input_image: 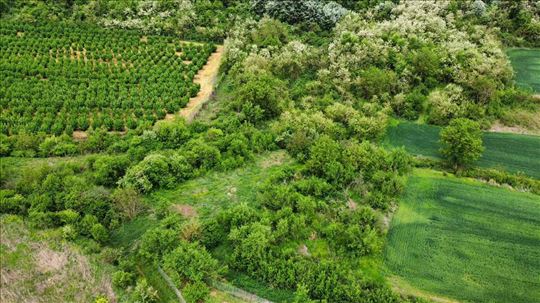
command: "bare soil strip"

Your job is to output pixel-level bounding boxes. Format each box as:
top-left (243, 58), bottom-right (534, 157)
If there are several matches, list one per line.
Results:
top-left (166, 45), bottom-right (223, 122)
top-left (488, 120), bottom-right (540, 136)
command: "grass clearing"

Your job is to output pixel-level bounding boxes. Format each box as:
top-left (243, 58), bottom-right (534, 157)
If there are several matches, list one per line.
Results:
top-left (386, 121), bottom-right (540, 178)
top-left (507, 48), bottom-right (540, 93)
top-left (384, 169), bottom-right (540, 303)
top-left (109, 151), bottom-right (293, 302)
top-left (0, 215), bottom-right (116, 303)
top-left (147, 150), bottom-right (292, 216)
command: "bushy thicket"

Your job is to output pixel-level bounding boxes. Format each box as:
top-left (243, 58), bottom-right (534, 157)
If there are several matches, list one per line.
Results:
top-left (325, 1), bottom-right (517, 125)
top-left (1, 0), bottom-right (253, 42)
top-left (200, 138), bottom-right (411, 302)
top-left (252, 0), bottom-right (348, 30)
top-left (0, 162), bottom-right (118, 245)
top-left (461, 0), bottom-right (540, 47)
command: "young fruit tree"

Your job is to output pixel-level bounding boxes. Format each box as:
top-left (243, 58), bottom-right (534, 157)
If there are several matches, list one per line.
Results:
top-left (439, 118), bottom-right (484, 173)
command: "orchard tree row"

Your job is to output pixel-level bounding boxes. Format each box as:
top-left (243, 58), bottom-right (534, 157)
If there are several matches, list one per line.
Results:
top-left (0, 21), bottom-right (215, 135)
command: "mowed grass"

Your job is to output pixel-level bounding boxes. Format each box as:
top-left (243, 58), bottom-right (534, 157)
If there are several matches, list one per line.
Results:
top-left (384, 169), bottom-right (540, 303)
top-left (386, 121), bottom-right (540, 178)
top-left (507, 48), bottom-right (540, 93)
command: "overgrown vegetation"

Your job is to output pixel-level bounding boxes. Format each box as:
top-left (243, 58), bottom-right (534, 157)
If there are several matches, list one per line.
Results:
top-left (1, 1), bottom-right (539, 303)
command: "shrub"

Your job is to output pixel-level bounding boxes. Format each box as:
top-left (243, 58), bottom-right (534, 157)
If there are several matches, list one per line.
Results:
top-left (62, 224), bottom-right (77, 240)
top-left (90, 155), bottom-right (131, 187)
top-left (305, 135), bottom-right (352, 185)
top-left (427, 84), bottom-right (467, 125)
top-left (0, 190), bottom-right (26, 214)
top-left (183, 281), bottom-right (210, 303)
top-left (161, 241), bottom-right (220, 284)
top-left (112, 270), bottom-right (135, 288)
top-left (131, 279), bottom-right (159, 303)
top-left (111, 188), bottom-right (144, 220)
top-left (91, 223), bottom-right (109, 243)
top-left (120, 154), bottom-right (176, 192)
top-left (233, 71), bottom-right (288, 122)
top-left (439, 118), bottom-right (484, 172)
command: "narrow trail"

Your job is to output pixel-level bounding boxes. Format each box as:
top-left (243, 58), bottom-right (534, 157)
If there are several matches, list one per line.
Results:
top-left (166, 45), bottom-right (224, 122)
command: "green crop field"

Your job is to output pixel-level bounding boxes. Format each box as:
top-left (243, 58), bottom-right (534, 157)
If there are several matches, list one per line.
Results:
top-left (507, 48), bottom-right (540, 93)
top-left (386, 121), bottom-right (540, 178)
top-left (0, 21), bottom-right (215, 135)
top-left (384, 169), bottom-right (540, 303)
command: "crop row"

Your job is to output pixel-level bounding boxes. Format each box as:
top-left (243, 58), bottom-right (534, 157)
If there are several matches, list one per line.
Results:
top-left (0, 21), bottom-right (215, 135)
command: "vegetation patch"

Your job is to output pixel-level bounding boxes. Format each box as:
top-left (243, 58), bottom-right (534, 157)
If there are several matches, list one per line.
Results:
top-left (147, 151), bottom-right (293, 216)
top-left (386, 121), bottom-right (540, 178)
top-left (384, 169), bottom-right (540, 303)
top-left (507, 48), bottom-right (540, 93)
top-left (0, 22), bottom-right (215, 135)
top-left (0, 215), bottom-right (115, 303)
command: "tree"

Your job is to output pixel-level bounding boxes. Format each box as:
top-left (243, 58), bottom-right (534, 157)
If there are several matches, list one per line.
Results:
top-left (439, 118), bottom-right (484, 172)
top-left (233, 71), bottom-right (288, 122)
top-left (111, 188), bottom-right (144, 220)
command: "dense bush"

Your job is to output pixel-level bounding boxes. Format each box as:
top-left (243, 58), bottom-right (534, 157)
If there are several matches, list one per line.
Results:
top-left (0, 161), bottom-right (119, 243)
top-left (252, 0), bottom-right (348, 30)
top-left (439, 118), bottom-right (484, 172)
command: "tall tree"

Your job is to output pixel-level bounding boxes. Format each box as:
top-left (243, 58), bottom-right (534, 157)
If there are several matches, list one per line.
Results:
top-left (439, 118), bottom-right (484, 172)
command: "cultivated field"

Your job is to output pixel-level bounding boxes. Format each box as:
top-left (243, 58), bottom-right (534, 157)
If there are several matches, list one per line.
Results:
top-left (0, 21), bottom-right (215, 135)
top-left (386, 121), bottom-right (540, 178)
top-left (507, 48), bottom-right (540, 93)
top-left (384, 169), bottom-right (540, 303)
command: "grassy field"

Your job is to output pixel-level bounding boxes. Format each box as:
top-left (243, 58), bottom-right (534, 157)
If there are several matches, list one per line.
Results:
top-left (0, 215), bottom-right (117, 303)
top-left (507, 48), bottom-right (540, 93)
top-left (386, 121), bottom-right (540, 178)
top-left (147, 150), bottom-right (292, 216)
top-left (384, 169), bottom-right (540, 303)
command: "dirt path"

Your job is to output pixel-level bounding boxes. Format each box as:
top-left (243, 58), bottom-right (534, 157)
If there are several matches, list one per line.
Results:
top-left (166, 45), bottom-right (224, 122)
top-left (488, 120), bottom-right (539, 136)
top-left (71, 45), bottom-right (222, 140)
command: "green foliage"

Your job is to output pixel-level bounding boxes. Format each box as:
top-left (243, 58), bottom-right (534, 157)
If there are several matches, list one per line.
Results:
top-left (385, 170), bottom-right (540, 303)
top-left (305, 135), bottom-right (352, 185)
top-left (386, 121), bottom-right (540, 178)
top-left (139, 227), bottom-right (178, 262)
top-left (131, 278), bottom-right (159, 303)
top-left (91, 223), bottom-right (109, 243)
top-left (232, 71), bottom-right (288, 122)
top-left (89, 155), bottom-right (131, 187)
top-left (0, 21), bottom-right (214, 136)
top-left (250, 17), bottom-right (290, 47)
top-left (354, 67), bottom-right (397, 99)
top-left (120, 154), bottom-right (177, 192)
top-left (161, 240), bottom-right (220, 284)
top-left (292, 284), bottom-right (315, 303)
top-left (111, 188), bottom-right (144, 221)
top-left (439, 118), bottom-right (484, 172)
top-left (182, 281), bottom-right (211, 303)
top-left (112, 270), bottom-right (135, 288)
